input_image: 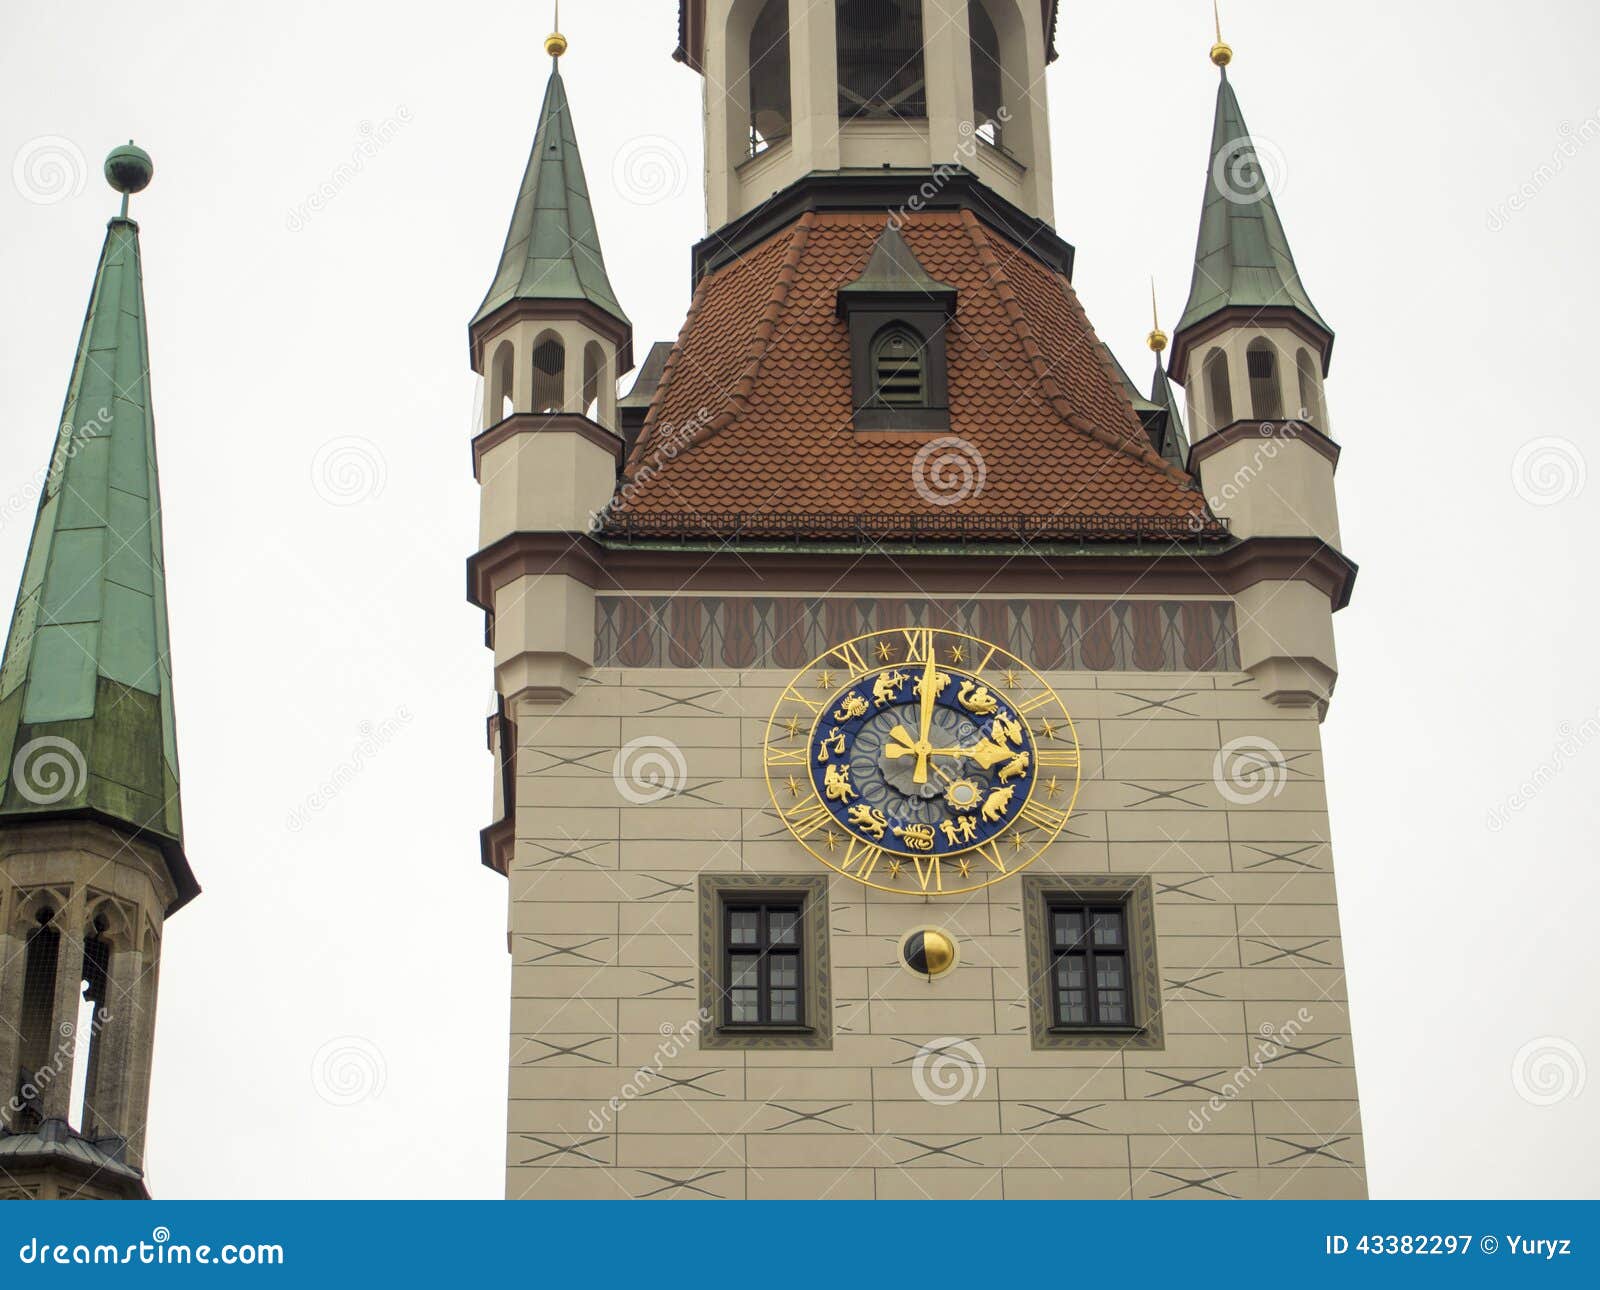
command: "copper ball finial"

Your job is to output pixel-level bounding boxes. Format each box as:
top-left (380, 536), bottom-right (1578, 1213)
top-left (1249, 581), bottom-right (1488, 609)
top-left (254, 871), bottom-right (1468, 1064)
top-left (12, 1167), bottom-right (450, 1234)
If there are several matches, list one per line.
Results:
top-left (105, 140), bottom-right (153, 195)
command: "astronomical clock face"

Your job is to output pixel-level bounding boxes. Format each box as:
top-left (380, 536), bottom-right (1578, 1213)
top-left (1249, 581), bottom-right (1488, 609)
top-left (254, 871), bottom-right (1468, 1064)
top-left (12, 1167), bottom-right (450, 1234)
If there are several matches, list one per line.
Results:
top-left (764, 629), bottom-right (1081, 895)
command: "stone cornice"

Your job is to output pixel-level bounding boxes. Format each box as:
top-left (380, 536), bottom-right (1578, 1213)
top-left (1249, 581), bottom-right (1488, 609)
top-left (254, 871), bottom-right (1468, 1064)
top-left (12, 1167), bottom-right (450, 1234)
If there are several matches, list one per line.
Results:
top-left (468, 298), bottom-right (634, 375)
top-left (1189, 419), bottom-right (1342, 473)
top-left (467, 531), bottom-right (1357, 616)
top-left (472, 413), bottom-right (625, 481)
top-left (1168, 305), bottom-right (1335, 385)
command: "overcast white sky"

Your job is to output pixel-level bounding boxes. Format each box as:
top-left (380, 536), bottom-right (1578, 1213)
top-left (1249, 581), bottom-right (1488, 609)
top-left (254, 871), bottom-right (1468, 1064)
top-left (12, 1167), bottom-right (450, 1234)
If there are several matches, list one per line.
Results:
top-left (0, 0), bottom-right (1595, 1199)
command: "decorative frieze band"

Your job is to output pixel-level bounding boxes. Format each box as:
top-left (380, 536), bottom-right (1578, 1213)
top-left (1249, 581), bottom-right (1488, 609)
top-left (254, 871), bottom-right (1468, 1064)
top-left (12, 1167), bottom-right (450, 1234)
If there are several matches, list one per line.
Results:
top-left (594, 596), bottom-right (1239, 672)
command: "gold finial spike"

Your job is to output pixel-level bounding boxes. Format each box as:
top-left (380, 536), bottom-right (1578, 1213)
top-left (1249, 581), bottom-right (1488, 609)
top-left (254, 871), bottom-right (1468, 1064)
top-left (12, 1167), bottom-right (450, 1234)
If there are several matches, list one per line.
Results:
top-left (545, 0), bottom-right (567, 58)
top-left (1147, 279), bottom-right (1168, 354)
top-left (1210, 0), bottom-right (1233, 67)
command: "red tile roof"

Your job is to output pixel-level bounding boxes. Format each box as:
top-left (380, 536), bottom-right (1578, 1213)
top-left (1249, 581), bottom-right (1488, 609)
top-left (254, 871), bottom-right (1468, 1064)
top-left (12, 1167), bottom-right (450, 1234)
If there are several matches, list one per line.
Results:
top-left (609, 210), bottom-right (1221, 542)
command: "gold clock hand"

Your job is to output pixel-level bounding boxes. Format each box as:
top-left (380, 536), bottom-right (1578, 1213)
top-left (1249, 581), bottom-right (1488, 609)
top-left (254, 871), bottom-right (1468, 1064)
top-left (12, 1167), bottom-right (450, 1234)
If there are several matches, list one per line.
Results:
top-left (914, 653), bottom-right (937, 784)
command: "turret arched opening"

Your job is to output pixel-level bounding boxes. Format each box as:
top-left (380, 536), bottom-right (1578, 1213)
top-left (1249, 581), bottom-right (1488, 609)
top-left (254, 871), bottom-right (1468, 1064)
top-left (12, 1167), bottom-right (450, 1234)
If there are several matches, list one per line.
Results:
top-left (488, 339), bottom-right (515, 424)
top-left (1296, 346), bottom-right (1324, 427)
top-left (969, 1), bottom-right (1005, 148)
top-left (531, 333), bottom-right (566, 414)
top-left (1246, 338), bottom-right (1283, 421)
top-left (837, 0), bottom-right (927, 121)
top-left (1203, 348), bottom-right (1233, 434)
top-left (748, 0), bottom-right (792, 156)
top-left (582, 341), bottom-right (609, 423)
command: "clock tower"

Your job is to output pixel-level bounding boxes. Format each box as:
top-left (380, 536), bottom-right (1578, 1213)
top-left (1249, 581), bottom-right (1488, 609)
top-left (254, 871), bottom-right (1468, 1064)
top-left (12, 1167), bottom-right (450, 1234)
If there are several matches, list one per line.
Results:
top-left (471, 6), bottom-right (1365, 1200)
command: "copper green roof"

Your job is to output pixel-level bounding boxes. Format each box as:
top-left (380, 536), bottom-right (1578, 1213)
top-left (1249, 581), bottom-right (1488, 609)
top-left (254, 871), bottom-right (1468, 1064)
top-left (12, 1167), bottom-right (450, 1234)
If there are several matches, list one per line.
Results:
top-left (837, 221), bottom-right (957, 305)
top-left (1149, 359), bottom-right (1190, 472)
top-left (1174, 72), bottom-right (1331, 354)
top-left (0, 212), bottom-right (196, 910)
top-left (472, 61), bottom-right (629, 337)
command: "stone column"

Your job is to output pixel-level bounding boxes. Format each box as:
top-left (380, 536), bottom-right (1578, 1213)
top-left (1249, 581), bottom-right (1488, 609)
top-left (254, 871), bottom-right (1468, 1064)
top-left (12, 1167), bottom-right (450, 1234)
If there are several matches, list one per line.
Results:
top-left (83, 940), bottom-right (135, 1143)
top-left (925, 0), bottom-right (973, 164)
top-left (40, 886), bottom-right (86, 1123)
top-left (120, 941), bottom-right (160, 1171)
top-left (0, 891), bottom-right (23, 1126)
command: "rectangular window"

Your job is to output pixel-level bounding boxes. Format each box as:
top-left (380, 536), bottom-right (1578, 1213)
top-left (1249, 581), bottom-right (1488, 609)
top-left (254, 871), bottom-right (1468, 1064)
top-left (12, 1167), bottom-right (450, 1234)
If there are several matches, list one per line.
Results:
top-left (1022, 875), bottom-right (1163, 1051)
top-left (1048, 903), bottom-right (1131, 1028)
top-left (698, 874), bottom-right (833, 1050)
top-left (725, 902), bottom-right (804, 1027)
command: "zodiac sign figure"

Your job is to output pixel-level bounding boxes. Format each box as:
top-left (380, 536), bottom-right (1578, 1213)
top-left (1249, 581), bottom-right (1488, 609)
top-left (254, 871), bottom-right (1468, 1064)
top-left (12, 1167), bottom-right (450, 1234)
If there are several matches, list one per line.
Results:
top-left (997, 752), bottom-right (1031, 784)
top-left (816, 726), bottom-right (846, 761)
top-left (981, 784), bottom-right (1015, 823)
top-left (912, 669), bottom-right (951, 703)
top-left (938, 816), bottom-right (980, 847)
top-left (957, 679), bottom-right (999, 715)
top-left (823, 762), bottom-right (857, 803)
top-left (848, 804), bottom-right (888, 840)
top-left (894, 822), bottom-right (936, 852)
top-left (832, 692), bottom-right (869, 722)
top-left (872, 670), bottom-right (908, 708)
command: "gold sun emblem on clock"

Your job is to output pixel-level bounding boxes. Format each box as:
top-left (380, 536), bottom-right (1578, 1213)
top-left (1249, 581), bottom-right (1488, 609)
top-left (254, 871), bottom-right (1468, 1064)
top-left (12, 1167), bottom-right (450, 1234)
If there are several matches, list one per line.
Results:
top-left (762, 628), bottom-right (1082, 895)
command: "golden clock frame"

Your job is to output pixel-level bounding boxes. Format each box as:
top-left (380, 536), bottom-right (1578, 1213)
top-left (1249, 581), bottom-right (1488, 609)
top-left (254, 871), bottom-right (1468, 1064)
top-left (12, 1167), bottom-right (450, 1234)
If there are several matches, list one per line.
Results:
top-left (762, 627), bottom-right (1083, 897)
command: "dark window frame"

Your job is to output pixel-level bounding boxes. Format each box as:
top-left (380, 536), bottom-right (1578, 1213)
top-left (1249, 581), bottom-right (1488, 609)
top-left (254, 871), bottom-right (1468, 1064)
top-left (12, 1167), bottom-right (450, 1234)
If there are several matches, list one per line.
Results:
top-left (1045, 901), bottom-right (1133, 1030)
top-left (697, 873), bottom-right (833, 1050)
top-left (1021, 874), bottom-right (1164, 1051)
top-left (722, 900), bottom-right (805, 1028)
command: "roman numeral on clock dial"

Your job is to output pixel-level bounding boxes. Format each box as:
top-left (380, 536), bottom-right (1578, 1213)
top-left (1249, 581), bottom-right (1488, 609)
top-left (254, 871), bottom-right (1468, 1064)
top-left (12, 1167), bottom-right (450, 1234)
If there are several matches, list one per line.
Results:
top-left (1018, 799), bottom-right (1070, 832)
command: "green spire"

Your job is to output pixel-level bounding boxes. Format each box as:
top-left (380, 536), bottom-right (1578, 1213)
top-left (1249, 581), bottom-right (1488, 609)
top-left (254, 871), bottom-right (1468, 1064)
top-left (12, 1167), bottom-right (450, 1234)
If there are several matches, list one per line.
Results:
top-left (0, 168), bottom-right (196, 911)
top-left (1149, 359), bottom-right (1190, 472)
top-left (1173, 71), bottom-right (1331, 367)
top-left (471, 61), bottom-right (629, 342)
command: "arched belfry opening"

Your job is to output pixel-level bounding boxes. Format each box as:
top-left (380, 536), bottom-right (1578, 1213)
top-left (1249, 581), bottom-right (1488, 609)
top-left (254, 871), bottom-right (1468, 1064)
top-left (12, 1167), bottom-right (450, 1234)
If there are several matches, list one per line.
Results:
top-left (969, 0), bottom-right (1005, 148)
top-left (1203, 348), bottom-right (1233, 433)
top-left (488, 339), bottom-right (515, 423)
top-left (837, 0), bottom-right (927, 121)
top-left (748, 0), bottom-right (792, 155)
top-left (1246, 337), bottom-right (1283, 421)
top-left (531, 333), bottom-right (566, 413)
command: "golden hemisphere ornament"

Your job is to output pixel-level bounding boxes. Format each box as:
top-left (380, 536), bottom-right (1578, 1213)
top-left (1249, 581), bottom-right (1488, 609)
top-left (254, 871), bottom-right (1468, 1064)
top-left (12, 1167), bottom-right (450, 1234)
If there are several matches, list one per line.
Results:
top-left (763, 628), bottom-right (1082, 896)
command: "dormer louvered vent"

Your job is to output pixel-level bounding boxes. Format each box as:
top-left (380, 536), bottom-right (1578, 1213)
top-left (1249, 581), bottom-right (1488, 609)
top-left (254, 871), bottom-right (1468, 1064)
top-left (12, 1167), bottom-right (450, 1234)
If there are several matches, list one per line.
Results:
top-left (872, 329), bottom-right (925, 406)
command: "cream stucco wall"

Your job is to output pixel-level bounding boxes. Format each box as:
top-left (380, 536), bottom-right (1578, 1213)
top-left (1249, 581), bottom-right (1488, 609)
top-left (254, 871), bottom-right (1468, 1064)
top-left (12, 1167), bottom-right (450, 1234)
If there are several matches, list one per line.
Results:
top-left (499, 646), bottom-right (1365, 1200)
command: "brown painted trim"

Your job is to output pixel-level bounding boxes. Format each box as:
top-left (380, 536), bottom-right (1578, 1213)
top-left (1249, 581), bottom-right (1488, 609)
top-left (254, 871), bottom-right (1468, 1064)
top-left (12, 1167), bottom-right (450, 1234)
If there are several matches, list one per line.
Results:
top-left (468, 299), bottom-right (634, 375)
top-left (480, 818), bottom-right (513, 877)
top-left (466, 530), bottom-right (1357, 614)
top-left (1189, 419), bottom-right (1342, 472)
top-left (1168, 305), bottom-right (1335, 385)
top-left (693, 171), bottom-right (1076, 282)
top-left (471, 413), bottom-right (624, 481)
top-left (468, 532), bottom-right (607, 611)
